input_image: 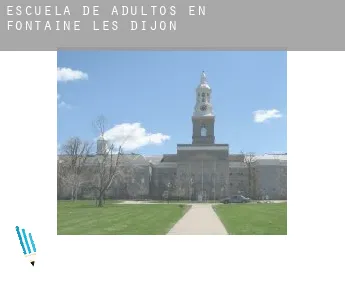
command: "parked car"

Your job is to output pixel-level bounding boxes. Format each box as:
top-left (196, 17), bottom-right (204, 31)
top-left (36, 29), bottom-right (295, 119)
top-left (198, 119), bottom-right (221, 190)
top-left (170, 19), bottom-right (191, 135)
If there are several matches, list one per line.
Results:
top-left (220, 195), bottom-right (251, 204)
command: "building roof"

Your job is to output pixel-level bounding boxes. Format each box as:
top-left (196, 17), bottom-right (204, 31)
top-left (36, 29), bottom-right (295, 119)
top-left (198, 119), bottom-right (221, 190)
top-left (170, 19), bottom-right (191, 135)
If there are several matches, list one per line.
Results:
top-left (161, 154), bottom-right (178, 162)
top-left (228, 154), bottom-right (245, 162)
top-left (256, 154), bottom-right (287, 160)
top-left (58, 153), bottom-right (150, 166)
top-left (58, 153), bottom-right (287, 167)
top-left (242, 154), bottom-right (287, 166)
top-left (144, 155), bottom-right (163, 164)
top-left (229, 162), bottom-right (247, 168)
top-left (254, 159), bottom-right (287, 166)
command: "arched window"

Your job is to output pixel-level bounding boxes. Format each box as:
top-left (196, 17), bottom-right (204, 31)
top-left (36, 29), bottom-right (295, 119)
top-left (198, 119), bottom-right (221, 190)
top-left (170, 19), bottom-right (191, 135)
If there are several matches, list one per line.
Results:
top-left (201, 126), bottom-right (207, 136)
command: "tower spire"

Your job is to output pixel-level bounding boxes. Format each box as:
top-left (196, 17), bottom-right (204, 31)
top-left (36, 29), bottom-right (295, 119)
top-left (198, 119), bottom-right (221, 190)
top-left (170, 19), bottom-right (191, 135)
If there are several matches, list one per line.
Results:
top-left (197, 71), bottom-right (210, 89)
top-left (200, 71), bottom-right (207, 85)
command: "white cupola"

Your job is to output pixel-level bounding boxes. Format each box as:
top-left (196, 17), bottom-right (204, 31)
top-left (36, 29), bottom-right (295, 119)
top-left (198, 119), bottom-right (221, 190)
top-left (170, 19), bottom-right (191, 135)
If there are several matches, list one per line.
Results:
top-left (96, 134), bottom-right (108, 155)
top-left (193, 71), bottom-right (214, 117)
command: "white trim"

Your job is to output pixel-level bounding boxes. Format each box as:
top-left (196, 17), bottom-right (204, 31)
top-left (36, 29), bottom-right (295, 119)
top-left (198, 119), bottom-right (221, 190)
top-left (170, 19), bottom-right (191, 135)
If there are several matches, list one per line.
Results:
top-left (177, 146), bottom-right (228, 151)
top-left (255, 160), bottom-right (287, 166)
top-left (154, 162), bottom-right (177, 168)
top-left (229, 163), bottom-right (247, 168)
top-left (192, 115), bottom-right (215, 119)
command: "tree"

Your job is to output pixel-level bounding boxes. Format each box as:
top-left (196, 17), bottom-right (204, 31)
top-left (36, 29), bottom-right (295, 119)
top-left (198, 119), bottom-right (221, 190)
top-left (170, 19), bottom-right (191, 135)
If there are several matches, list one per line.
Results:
top-left (166, 181), bottom-right (172, 203)
top-left (93, 114), bottom-right (107, 137)
top-left (162, 190), bottom-right (169, 202)
top-left (90, 115), bottom-right (137, 206)
top-left (58, 137), bottom-right (92, 201)
top-left (57, 157), bottom-right (64, 199)
top-left (242, 151), bottom-right (259, 200)
top-left (211, 172), bottom-right (217, 202)
top-left (91, 144), bottom-right (124, 207)
top-left (176, 176), bottom-right (184, 202)
top-left (169, 173), bottom-right (179, 200)
top-left (280, 166), bottom-right (287, 200)
top-left (189, 174), bottom-right (195, 202)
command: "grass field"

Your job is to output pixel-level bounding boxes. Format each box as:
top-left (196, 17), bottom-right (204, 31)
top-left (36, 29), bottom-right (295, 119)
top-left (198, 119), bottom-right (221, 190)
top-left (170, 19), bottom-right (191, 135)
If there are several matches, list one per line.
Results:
top-left (57, 201), bottom-right (190, 235)
top-left (214, 203), bottom-right (287, 235)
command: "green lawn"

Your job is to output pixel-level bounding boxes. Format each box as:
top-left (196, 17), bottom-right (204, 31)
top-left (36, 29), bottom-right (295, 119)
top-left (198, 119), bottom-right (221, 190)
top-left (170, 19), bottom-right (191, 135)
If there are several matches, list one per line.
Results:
top-left (57, 201), bottom-right (189, 235)
top-left (214, 203), bottom-right (287, 235)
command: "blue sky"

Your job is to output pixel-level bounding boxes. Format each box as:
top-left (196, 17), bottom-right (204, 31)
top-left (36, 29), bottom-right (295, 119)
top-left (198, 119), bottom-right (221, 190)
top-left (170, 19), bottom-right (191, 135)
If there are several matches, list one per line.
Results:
top-left (57, 51), bottom-right (286, 155)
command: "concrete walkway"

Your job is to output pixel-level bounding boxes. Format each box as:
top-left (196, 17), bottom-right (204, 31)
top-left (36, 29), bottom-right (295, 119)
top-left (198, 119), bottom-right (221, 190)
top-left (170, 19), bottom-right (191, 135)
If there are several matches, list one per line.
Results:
top-left (167, 204), bottom-right (228, 235)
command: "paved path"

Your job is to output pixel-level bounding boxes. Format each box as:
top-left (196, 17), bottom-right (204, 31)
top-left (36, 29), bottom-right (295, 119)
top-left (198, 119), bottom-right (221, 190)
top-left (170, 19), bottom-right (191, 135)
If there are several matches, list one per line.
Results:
top-left (167, 204), bottom-right (228, 235)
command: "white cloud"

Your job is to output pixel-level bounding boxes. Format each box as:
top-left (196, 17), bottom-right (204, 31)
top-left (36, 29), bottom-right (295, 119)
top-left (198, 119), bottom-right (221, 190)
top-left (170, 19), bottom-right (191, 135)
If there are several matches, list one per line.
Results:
top-left (253, 109), bottom-right (282, 123)
top-left (103, 123), bottom-right (170, 151)
top-left (58, 101), bottom-right (72, 109)
top-left (57, 67), bottom-right (88, 82)
top-left (57, 93), bottom-right (72, 109)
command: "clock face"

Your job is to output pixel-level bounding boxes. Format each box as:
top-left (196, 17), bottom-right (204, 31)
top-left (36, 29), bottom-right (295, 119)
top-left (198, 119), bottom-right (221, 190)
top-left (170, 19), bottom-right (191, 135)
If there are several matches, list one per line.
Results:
top-left (200, 104), bottom-right (207, 111)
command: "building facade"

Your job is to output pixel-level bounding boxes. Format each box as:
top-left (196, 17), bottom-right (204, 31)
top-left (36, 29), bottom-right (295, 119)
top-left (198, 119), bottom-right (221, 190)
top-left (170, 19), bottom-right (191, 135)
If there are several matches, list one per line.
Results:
top-left (57, 72), bottom-right (287, 201)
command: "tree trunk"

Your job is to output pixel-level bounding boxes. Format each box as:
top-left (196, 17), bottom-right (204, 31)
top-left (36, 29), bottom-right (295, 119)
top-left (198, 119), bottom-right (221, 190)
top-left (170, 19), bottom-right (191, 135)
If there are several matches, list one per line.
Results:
top-left (97, 190), bottom-right (105, 207)
top-left (71, 179), bottom-right (78, 202)
top-left (71, 188), bottom-right (76, 201)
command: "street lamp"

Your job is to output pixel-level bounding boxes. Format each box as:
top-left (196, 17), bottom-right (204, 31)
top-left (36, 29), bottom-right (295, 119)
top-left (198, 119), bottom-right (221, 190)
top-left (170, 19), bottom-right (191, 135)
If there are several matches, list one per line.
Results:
top-left (224, 179), bottom-right (230, 196)
top-left (167, 181), bottom-right (172, 203)
top-left (221, 180), bottom-right (227, 198)
top-left (130, 177), bottom-right (135, 200)
top-left (141, 177), bottom-right (145, 201)
top-left (189, 177), bottom-right (194, 202)
top-left (212, 172), bottom-right (217, 203)
top-left (177, 182), bottom-right (181, 202)
top-left (179, 186), bottom-right (183, 202)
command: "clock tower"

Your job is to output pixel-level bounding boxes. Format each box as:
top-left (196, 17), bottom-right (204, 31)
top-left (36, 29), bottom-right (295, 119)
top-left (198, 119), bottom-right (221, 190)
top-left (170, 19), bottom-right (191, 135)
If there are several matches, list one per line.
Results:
top-left (192, 71), bottom-right (215, 144)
